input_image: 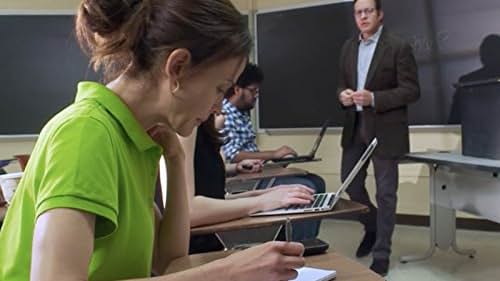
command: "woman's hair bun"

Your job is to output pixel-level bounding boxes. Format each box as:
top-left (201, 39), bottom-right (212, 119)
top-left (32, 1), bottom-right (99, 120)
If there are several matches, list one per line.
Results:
top-left (78, 0), bottom-right (142, 35)
top-left (76, 0), bottom-right (151, 80)
top-left (76, 0), bottom-right (251, 82)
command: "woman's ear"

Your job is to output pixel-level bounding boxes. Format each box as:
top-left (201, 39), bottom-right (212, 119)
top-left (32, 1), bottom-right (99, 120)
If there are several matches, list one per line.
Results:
top-left (164, 49), bottom-right (192, 84)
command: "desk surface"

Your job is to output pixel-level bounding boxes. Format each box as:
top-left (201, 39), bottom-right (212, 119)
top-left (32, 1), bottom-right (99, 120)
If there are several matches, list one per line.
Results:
top-left (226, 166), bottom-right (308, 184)
top-left (406, 151), bottom-right (500, 172)
top-left (191, 199), bottom-right (368, 236)
top-left (0, 206), bottom-right (6, 222)
top-left (165, 250), bottom-right (383, 281)
top-left (263, 158), bottom-right (322, 168)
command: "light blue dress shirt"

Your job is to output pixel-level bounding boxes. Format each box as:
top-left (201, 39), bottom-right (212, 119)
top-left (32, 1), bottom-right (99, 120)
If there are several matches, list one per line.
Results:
top-left (356, 25), bottom-right (383, 111)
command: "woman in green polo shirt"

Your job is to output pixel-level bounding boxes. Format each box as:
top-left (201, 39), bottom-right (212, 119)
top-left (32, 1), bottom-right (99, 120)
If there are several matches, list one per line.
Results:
top-left (0, 0), bottom-right (305, 280)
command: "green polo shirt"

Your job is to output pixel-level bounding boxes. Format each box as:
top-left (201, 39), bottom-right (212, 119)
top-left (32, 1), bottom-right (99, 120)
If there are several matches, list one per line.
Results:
top-left (0, 82), bottom-right (163, 280)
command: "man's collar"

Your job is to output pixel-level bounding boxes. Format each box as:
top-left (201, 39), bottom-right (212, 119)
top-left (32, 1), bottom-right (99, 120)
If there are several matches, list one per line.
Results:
top-left (223, 98), bottom-right (242, 114)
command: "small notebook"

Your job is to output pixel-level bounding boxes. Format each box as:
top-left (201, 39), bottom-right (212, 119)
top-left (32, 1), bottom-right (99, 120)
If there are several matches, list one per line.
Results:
top-left (290, 266), bottom-right (337, 281)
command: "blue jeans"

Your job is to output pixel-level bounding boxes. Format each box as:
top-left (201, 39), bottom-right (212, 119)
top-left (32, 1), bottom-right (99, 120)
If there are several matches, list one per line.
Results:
top-left (257, 173), bottom-right (326, 241)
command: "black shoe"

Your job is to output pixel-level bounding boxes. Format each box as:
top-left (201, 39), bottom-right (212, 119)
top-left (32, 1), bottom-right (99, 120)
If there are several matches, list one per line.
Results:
top-left (370, 258), bottom-right (389, 276)
top-left (355, 231), bottom-right (376, 258)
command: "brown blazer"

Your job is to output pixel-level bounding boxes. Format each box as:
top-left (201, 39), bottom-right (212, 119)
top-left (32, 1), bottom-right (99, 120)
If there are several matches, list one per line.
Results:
top-left (337, 29), bottom-right (420, 158)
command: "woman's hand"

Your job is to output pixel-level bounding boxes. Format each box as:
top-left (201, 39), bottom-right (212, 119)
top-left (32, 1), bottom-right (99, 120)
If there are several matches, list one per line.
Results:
top-left (147, 123), bottom-right (185, 160)
top-left (224, 241), bottom-right (305, 281)
top-left (236, 159), bottom-right (263, 174)
top-left (257, 185), bottom-right (315, 212)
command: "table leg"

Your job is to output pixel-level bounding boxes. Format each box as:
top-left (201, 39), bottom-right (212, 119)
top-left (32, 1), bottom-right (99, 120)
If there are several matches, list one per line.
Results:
top-left (401, 164), bottom-right (477, 263)
top-left (214, 232), bottom-right (229, 251)
top-left (400, 164), bottom-right (438, 263)
top-left (265, 177), bottom-right (277, 188)
top-left (272, 224), bottom-right (284, 241)
top-left (452, 238), bottom-right (476, 258)
top-left (400, 201), bottom-right (436, 263)
top-left (214, 224), bottom-right (284, 251)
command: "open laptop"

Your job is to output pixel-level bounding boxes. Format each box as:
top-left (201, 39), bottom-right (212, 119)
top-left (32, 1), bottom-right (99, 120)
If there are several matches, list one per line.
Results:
top-left (251, 138), bottom-right (378, 217)
top-left (268, 120), bottom-right (330, 165)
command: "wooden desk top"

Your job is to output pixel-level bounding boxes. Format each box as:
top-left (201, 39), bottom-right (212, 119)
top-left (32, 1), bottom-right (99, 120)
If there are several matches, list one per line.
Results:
top-left (0, 206), bottom-right (7, 222)
top-left (191, 199), bottom-right (368, 236)
top-left (165, 250), bottom-right (383, 281)
top-left (226, 166), bottom-right (308, 184)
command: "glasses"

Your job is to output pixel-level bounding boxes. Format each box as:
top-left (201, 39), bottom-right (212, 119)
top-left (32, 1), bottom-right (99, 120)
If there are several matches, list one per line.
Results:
top-left (244, 87), bottom-right (260, 95)
top-left (354, 7), bottom-right (376, 18)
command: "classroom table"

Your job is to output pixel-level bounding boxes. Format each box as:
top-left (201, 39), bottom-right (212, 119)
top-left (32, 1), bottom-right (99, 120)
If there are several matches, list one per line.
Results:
top-left (400, 151), bottom-right (500, 263)
top-left (191, 199), bottom-right (368, 249)
top-left (0, 205), bottom-right (6, 223)
top-left (225, 166), bottom-right (309, 194)
top-left (165, 250), bottom-right (384, 281)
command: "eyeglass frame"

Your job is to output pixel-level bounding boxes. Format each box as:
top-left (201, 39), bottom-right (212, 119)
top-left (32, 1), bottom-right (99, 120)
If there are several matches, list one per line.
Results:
top-left (354, 7), bottom-right (377, 18)
top-left (243, 86), bottom-right (260, 95)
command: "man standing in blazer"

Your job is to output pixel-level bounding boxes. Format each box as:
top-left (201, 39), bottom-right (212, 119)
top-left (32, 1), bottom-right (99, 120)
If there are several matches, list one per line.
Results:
top-left (337, 0), bottom-right (420, 276)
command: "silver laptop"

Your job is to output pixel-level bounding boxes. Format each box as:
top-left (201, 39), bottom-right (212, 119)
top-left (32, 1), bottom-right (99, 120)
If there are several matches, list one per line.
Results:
top-left (251, 138), bottom-right (378, 217)
top-left (268, 120), bottom-right (329, 165)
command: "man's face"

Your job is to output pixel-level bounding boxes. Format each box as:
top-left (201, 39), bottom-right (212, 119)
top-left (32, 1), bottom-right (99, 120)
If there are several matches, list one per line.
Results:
top-left (354, 0), bottom-right (383, 38)
top-left (236, 83), bottom-right (259, 111)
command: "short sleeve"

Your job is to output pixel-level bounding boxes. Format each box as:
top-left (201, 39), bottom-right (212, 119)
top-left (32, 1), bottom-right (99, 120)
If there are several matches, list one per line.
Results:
top-left (35, 116), bottom-right (119, 238)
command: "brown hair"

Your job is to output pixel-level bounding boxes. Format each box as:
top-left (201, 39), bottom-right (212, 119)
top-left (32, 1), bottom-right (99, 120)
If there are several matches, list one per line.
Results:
top-left (353, 0), bottom-right (382, 10)
top-left (76, 0), bottom-right (252, 81)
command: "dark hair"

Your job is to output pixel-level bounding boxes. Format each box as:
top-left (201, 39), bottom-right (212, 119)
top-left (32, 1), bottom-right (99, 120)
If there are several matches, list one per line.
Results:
top-left (225, 63), bottom-right (264, 98)
top-left (480, 34), bottom-right (500, 67)
top-left (76, 0), bottom-right (252, 81)
top-left (353, 0), bottom-right (382, 10)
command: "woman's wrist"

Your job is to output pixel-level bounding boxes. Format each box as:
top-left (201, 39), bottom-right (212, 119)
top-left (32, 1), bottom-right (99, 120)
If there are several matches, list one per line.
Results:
top-left (247, 196), bottom-right (265, 214)
top-left (164, 152), bottom-right (185, 163)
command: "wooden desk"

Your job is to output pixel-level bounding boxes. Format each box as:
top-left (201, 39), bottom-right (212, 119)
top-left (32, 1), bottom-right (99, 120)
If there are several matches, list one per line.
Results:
top-left (191, 199), bottom-right (367, 236)
top-left (227, 166), bottom-right (309, 183)
top-left (225, 166), bottom-right (309, 194)
top-left (0, 189), bottom-right (7, 223)
top-left (0, 206), bottom-right (6, 223)
top-left (166, 250), bottom-right (383, 281)
top-left (263, 158), bottom-right (322, 169)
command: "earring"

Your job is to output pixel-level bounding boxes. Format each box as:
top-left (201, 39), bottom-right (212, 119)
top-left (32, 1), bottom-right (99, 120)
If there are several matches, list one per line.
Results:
top-left (172, 80), bottom-right (180, 94)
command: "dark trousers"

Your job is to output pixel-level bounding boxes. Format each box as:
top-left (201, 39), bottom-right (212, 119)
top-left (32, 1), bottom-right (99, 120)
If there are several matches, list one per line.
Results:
top-left (341, 115), bottom-right (399, 259)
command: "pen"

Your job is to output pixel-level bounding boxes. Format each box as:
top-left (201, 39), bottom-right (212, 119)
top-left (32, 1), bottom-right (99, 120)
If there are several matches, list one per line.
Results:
top-left (285, 217), bottom-right (292, 242)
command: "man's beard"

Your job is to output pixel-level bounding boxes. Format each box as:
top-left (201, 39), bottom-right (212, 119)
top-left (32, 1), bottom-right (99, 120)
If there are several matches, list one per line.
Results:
top-left (239, 103), bottom-right (255, 111)
top-left (237, 96), bottom-right (256, 111)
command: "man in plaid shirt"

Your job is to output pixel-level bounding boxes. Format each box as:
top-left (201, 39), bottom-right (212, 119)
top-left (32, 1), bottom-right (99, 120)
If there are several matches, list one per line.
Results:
top-left (222, 63), bottom-right (326, 241)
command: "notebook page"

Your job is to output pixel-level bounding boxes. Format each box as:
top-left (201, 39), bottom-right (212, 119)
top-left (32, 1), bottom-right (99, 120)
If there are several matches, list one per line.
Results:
top-left (290, 266), bottom-right (337, 281)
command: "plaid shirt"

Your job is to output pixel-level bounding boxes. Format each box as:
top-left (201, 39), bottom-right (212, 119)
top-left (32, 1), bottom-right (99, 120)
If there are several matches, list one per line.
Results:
top-left (222, 99), bottom-right (258, 162)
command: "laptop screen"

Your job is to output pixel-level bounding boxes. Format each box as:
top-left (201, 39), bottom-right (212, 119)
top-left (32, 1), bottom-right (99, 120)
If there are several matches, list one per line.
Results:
top-left (309, 120), bottom-right (329, 157)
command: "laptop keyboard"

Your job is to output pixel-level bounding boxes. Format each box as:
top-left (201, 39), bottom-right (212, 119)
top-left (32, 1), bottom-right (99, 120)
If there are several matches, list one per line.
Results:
top-left (286, 193), bottom-right (333, 210)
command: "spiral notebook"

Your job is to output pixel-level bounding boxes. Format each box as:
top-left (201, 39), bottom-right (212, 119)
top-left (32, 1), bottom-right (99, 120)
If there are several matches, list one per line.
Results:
top-left (291, 266), bottom-right (337, 281)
